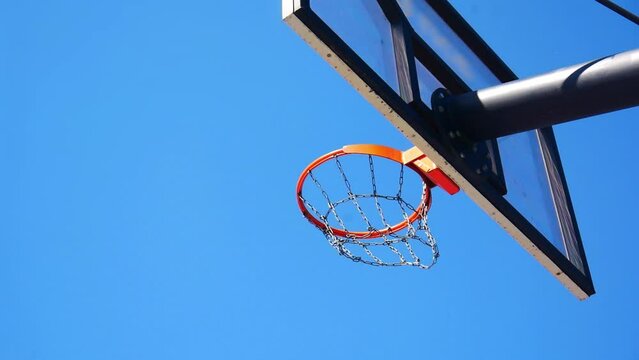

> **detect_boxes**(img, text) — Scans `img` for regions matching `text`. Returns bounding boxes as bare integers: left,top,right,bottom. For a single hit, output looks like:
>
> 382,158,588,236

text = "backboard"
283,0,594,299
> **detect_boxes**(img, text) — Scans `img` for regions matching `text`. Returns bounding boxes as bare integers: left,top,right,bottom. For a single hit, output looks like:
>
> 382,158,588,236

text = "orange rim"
296,144,432,239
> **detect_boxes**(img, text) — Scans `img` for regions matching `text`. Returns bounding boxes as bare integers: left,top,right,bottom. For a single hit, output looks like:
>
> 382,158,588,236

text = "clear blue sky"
1,1,638,359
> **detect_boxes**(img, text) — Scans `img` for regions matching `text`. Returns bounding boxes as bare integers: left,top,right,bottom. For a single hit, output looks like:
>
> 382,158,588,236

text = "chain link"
369,155,392,231
334,156,376,232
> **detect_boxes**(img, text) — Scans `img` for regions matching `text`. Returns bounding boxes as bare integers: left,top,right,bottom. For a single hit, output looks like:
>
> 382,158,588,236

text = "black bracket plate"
431,88,507,195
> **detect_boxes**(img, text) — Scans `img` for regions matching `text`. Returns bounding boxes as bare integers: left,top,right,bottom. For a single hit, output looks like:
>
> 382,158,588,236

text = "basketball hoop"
296,144,459,269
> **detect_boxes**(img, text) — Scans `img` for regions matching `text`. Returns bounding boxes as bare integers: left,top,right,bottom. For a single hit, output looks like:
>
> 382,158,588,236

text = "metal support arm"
444,49,639,140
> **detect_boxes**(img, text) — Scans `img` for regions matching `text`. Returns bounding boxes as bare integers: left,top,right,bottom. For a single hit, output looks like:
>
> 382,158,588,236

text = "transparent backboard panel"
313,0,400,93
397,0,497,90
498,132,565,252
312,0,568,257
402,0,569,258
415,59,443,107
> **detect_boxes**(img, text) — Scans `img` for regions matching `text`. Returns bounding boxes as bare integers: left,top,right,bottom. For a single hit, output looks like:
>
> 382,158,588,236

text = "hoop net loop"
296,144,440,269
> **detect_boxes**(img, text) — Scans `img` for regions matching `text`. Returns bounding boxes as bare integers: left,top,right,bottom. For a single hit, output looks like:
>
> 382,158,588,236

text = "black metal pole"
595,0,639,26
444,49,639,140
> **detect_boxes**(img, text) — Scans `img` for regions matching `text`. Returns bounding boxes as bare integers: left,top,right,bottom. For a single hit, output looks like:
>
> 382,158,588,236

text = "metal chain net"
299,154,439,269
